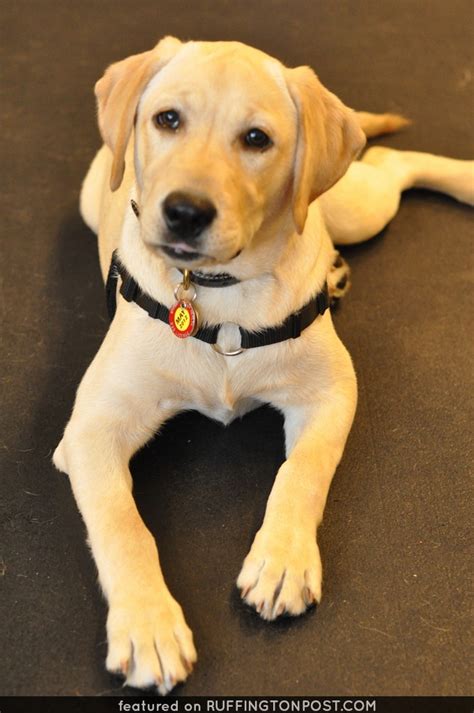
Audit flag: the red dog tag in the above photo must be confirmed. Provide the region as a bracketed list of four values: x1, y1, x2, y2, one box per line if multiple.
[169, 300, 199, 338]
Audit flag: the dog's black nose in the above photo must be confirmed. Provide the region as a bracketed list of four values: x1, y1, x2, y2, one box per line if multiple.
[163, 191, 217, 240]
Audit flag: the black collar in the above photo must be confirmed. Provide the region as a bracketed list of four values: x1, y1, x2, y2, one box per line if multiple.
[179, 269, 240, 288]
[106, 251, 329, 353]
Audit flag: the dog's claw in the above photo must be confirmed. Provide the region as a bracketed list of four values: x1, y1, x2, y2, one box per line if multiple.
[182, 657, 193, 674]
[303, 586, 317, 608]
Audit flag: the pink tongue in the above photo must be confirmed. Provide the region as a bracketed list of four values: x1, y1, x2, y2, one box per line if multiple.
[170, 242, 198, 253]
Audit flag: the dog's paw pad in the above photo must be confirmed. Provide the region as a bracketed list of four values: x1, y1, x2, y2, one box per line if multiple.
[328, 252, 351, 303]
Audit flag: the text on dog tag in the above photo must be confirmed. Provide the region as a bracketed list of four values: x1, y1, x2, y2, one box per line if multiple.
[168, 300, 199, 338]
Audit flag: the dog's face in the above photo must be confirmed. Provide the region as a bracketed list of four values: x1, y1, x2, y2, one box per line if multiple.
[135, 41, 297, 267]
[95, 37, 365, 270]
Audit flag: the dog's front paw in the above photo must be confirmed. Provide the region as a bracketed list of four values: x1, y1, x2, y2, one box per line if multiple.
[237, 525, 322, 620]
[106, 590, 196, 695]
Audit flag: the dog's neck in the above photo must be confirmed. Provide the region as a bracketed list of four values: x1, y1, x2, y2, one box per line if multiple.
[119, 193, 334, 331]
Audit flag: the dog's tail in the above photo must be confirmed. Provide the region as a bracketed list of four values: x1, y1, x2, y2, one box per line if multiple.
[356, 111, 411, 138]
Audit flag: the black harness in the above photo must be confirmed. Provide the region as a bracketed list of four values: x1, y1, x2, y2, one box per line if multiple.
[106, 250, 329, 351]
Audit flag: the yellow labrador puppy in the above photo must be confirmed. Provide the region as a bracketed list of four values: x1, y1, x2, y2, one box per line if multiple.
[54, 37, 473, 693]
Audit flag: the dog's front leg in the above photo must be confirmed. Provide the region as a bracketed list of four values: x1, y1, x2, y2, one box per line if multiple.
[238, 368, 357, 620]
[54, 340, 196, 693]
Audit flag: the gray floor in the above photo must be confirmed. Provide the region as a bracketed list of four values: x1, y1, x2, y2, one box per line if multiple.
[1, 0, 473, 697]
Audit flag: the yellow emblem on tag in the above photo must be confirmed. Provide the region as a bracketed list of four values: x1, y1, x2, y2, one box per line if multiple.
[174, 305, 191, 332]
[169, 299, 198, 338]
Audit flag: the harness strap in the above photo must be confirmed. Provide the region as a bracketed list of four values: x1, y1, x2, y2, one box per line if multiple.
[106, 250, 329, 350]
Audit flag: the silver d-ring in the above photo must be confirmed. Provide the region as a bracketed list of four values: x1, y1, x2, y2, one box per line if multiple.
[212, 343, 246, 357]
[174, 283, 197, 302]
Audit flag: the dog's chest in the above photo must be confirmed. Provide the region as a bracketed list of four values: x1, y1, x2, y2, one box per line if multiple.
[158, 335, 270, 424]
[163, 354, 260, 420]
[161, 377, 259, 425]
[146, 319, 297, 421]
[197, 396, 260, 425]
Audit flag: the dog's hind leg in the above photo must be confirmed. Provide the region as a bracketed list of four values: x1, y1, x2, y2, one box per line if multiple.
[319, 147, 474, 246]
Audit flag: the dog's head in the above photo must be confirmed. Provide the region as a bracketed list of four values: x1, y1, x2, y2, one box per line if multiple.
[95, 37, 365, 269]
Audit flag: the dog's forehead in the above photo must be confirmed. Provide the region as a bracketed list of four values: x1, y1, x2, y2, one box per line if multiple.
[141, 40, 293, 112]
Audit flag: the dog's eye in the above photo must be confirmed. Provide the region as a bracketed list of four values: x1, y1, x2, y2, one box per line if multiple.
[243, 128, 272, 150]
[154, 110, 180, 130]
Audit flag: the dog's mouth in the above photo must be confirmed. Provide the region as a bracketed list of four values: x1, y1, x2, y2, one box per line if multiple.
[160, 245, 204, 262]
[146, 238, 240, 268]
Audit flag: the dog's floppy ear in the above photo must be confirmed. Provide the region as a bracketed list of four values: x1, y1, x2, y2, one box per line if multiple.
[95, 36, 182, 191]
[285, 66, 366, 233]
